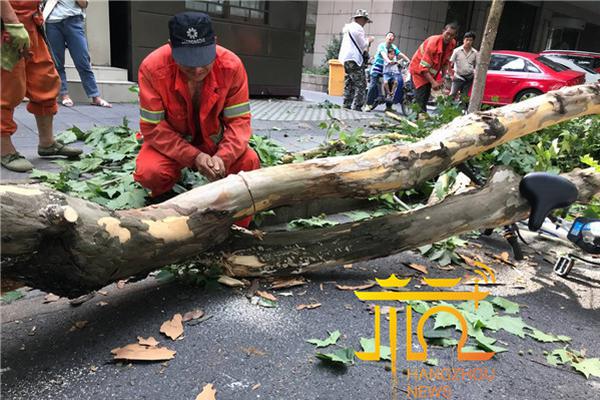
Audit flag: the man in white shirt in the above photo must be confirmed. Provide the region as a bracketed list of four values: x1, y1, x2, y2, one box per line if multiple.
[449, 31, 478, 101]
[338, 9, 374, 110]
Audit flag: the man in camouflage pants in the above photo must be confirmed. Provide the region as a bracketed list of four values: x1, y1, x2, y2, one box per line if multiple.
[338, 9, 373, 110]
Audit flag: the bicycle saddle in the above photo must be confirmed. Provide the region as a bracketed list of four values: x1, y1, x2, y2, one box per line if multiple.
[519, 172, 579, 231]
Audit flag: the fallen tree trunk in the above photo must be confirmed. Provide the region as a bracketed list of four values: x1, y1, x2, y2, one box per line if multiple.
[1, 84, 599, 296]
[210, 167, 600, 277]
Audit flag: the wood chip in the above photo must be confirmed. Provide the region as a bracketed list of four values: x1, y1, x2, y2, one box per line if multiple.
[69, 320, 88, 332]
[116, 280, 127, 289]
[137, 336, 160, 347]
[217, 275, 245, 288]
[343, 264, 353, 269]
[252, 383, 261, 391]
[241, 346, 266, 356]
[256, 291, 277, 302]
[182, 309, 205, 322]
[335, 282, 375, 291]
[43, 293, 60, 303]
[111, 343, 175, 361]
[270, 277, 307, 290]
[296, 303, 321, 310]
[97, 301, 109, 307]
[160, 314, 184, 340]
[195, 383, 217, 400]
[407, 263, 429, 274]
[97, 290, 108, 296]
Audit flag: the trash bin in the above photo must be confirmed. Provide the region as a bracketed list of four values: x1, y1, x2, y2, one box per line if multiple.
[328, 59, 345, 96]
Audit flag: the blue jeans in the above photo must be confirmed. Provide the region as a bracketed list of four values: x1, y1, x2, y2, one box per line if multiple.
[46, 15, 100, 98]
[366, 72, 404, 106]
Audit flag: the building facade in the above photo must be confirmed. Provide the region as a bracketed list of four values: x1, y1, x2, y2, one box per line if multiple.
[308, 1, 600, 69]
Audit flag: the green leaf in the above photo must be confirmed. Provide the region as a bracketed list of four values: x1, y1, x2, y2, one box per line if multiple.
[307, 330, 341, 348]
[572, 358, 600, 379]
[488, 315, 527, 338]
[425, 358, 439, 366]
[288, 215, 338, 230]
[316, 348, 355, 366]
[525, 327, 571, 343]
[155, 269, 176, 283]
[343, 210, 372, 221]
[457, 300, 496, 321]
[56, 129, 78, 144]
[423, 328, 454, 339]
[1, 290, 24, 304]
[490, 296, 520, 314]
[257, 298, 277, 308]
[359, 337, 391, 361]
[408, 300, 430, 314]
[428, 338, 459, 347]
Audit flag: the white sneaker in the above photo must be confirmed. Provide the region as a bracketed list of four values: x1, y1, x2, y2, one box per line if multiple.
[362, 104, 373, 112]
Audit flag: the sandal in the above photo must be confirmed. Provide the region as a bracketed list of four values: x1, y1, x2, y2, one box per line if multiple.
[61, 97, 74, 107]
[92, 98, 112, 108]
[1, 152, 33, 172]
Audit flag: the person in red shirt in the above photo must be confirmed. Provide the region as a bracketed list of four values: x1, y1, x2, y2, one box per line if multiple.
[409, 23, 458, 114]
[134, 12, 260, 215]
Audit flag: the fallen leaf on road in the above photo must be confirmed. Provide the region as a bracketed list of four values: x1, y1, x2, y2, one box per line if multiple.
[335, 282, 375, 291]
[241, 346, 266, 356]
[43, 293, 60, 303]
[182, 309, 204, 322]
[297, 303, 321, 310]
[69, 320, 88, 332]
[217, 275, 245, 288]
[407, 263, 428, 274]
[307, 330, 341, 348]
[111, 343, 175, 361]
[137, 336, 160, 347]
[436, 264, 455, 271]
[195, 383, 217, 400]
[90, 365, 98, 372]
[270, 277, 307, 289]
[160, 314, 184, 340]
[499, 252, 509, 262]
[256, 291, 277, 302]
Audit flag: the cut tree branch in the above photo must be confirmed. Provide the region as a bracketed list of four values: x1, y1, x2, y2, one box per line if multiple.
[1, 84, 599, 296]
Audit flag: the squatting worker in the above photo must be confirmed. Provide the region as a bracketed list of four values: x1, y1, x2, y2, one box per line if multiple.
[409, 23, 457, 114]
[134, 12, 260, 226]
[1, 0, 82, 172]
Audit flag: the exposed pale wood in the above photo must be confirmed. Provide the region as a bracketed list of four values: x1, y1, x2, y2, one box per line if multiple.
[1, 84, 598, 296]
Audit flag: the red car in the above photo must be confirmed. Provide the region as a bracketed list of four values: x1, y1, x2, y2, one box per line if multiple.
[480, 51, 585, 105]
[541, 50, 600, 73]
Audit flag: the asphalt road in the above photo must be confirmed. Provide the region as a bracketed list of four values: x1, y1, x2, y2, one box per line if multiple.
[2, 234, 599, 400]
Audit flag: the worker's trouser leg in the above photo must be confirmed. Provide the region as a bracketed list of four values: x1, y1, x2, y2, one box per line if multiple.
[134, 144, 261, 227]
[1, 21, 59, 137]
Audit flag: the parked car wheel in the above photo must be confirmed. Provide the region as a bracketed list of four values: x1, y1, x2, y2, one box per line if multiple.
[514, 89, 542, 102]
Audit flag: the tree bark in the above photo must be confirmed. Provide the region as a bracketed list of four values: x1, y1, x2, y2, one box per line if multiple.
[1, 84, 599, 296]
[206, 167, 600, 277]
[468, 0, 505, 114]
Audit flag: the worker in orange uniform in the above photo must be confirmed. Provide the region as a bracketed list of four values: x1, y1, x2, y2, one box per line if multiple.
[409, 23, 458, 114]
[134, 12, 260, 225]
[1, 0, 81, 172]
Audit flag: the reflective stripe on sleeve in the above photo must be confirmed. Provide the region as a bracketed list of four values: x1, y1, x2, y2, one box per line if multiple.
[420, 60, 431, 68]
[223, 101, 251, 118]
[140, 108, 165, 124]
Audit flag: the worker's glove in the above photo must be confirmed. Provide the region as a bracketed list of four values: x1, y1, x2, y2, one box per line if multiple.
[1, 42, 22, 71]
[4, 23, 30, 52]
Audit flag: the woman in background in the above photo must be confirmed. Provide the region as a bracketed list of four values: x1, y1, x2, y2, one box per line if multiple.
[45, 0, 111, 107]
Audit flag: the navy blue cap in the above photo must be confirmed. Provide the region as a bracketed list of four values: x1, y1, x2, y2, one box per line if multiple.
[169, 12, 216, 67]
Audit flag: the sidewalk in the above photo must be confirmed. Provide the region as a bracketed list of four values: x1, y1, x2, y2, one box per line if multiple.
[1, 90, 383, 181]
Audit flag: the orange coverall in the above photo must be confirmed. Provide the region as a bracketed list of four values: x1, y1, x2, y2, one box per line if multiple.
[409, 34, 456, 89]
[1, 0, 60, 136]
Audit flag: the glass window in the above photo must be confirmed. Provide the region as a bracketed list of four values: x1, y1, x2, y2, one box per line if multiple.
[536, 56, 570, 72]
[185, 1, 267, 23]
[501, 57, 525, 72]
[489, 54, 518, 71]
[186, 1, 225, 17]
[525, 60, 540, 73]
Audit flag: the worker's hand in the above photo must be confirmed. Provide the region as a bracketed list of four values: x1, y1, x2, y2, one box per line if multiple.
[4, 23, 30, 53]
[210, 155, 226, 179]
[195, 152, 219, 181]
[431, 81, 443, 90]
[367, 36, 375, 43]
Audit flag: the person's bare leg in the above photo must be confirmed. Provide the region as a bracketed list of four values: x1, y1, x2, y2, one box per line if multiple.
[1, 136, 17, 156]
[35, 115, 55, 147]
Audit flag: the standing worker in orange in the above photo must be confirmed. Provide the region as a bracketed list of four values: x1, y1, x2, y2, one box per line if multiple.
[134, 12, 260, 224]
[1, 0, 81, 172]
[409, 23, 458, 114]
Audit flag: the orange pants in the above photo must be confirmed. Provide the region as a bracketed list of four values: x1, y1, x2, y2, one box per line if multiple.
[134, 143, 261, 226]
[1, 8, 60, 136]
